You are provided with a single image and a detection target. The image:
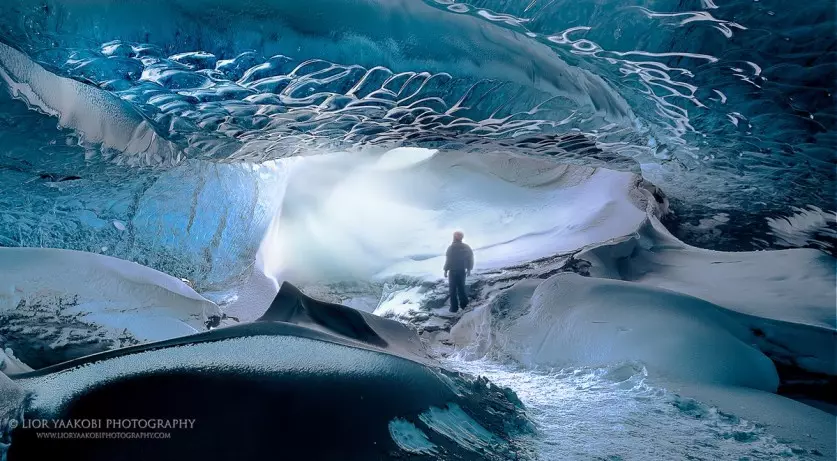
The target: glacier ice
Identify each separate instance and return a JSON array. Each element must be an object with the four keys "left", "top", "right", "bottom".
[
  {"left": 7, "top": 329, "right": 528, "bottom": 460},
  {"left": 0, "top": 0, "right": 833, "bottom": 274},
  {"left": 0, "top": 0, "right": 834, "bottom": 459},
  {"left": 0, "top": 0, "right": 830, "bottom": 216},
  {"left": 0, "top": 42, "right": 179, "bottom": 167}
]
